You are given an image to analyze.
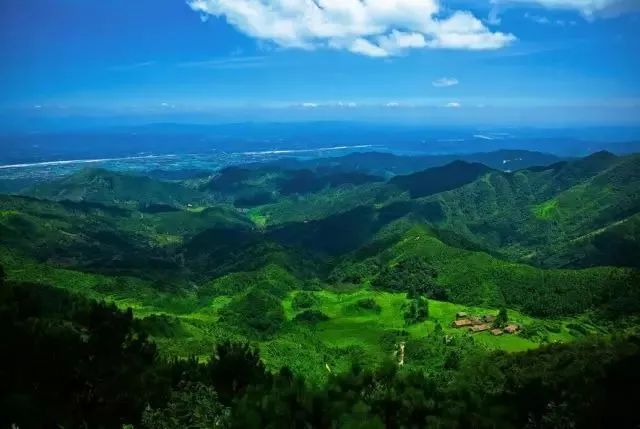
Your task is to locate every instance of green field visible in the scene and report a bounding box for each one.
[2,247,591,383]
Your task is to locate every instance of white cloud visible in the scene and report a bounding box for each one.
[432,77,459,87]
[377,30,427,55]
[348,38,390,57]
[494,0,640,18]
[525,12,551,24]
[301,102,318,108]
[337,101,358,107]
[188,0,515,57]
[179,55,266,69]
[426,12,516,50]
[109,61,156,72]
[386,101,400,107]
[473,134,495,140]
[445,101,461,108]
[524,12,578,25]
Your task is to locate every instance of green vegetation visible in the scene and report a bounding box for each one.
[404,295,429,324]
[26,168,209,208]
[291,291,318,310]
[414,152,640,268]
[373,256,447,300]
[534,198,559,219]
[1,150,640,427]
[220,288,286,339]
[2,280,639,428]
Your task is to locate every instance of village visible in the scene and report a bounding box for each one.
[451,311,520,336]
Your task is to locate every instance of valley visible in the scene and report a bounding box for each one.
[4,2,640,425]
[2,149,639,383]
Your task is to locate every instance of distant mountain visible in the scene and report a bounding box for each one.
[409,151,640,268]
[5,150,640,278]
[201,165,382,207]
[261,149,565,177]
[26,168,208,208]
[254,151,640,269]
[389,161,495,198]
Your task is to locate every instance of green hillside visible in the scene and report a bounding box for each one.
[410,152,640,268]
[2,150,640,429]
[389,160,495,198]
[201,165,383,208]
[26,168,209,208]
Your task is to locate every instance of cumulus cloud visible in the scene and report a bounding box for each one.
[445,101,461,108]
[494,0,640,18]
[386,101,400,107]
[301,102,318,108]
[432,77,459,87]
[188,0,515,57]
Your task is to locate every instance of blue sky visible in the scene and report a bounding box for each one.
[1,0,639,127]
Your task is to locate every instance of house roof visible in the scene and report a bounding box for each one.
[504,324,519,333]
[470,323,490,332]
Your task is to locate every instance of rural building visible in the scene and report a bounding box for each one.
[452,319,473,328]
[470,317,484,325]
[482,315,497,323]
[469,323,490,332]
[455,312,468,319]
[490,328,503,336]
[504,324,519,333]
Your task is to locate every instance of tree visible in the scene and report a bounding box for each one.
[404,296,429,325]
[220,288,285,338]
[142,382,230,429]
[373,257,447,300]
[291,291,317,311]
[0,264,5,288]
[493,308,508,328]
[0,281,167,429]
[206,341,268,404]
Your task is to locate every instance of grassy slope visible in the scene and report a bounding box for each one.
[0,237,610,384]
[340,220,637,317]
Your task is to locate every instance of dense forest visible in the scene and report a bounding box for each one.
[1,149,639,428]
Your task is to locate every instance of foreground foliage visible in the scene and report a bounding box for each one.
[1,279,639,429]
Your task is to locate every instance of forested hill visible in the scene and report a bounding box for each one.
[408,152,640,267]
[25,168,210,208]
[1,149,640,428]
[389,161,494,198]
[5,151,640,273]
